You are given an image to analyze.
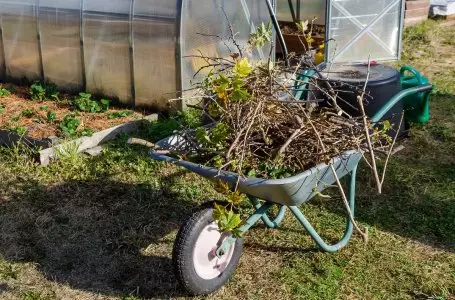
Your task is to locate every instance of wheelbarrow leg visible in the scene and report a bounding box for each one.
[288,165,358,253]
[249,196,287,229]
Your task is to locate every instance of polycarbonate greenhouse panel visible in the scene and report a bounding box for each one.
[0,0,274,109]
[0,0,41,81]
[326,0,404,63]
[39,0,84,91]
[132,0,179,109]
[82,0,133,105]
[276,0,326,25]
[181,0,271,93]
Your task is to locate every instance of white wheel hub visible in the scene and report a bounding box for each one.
[193,222,235,280]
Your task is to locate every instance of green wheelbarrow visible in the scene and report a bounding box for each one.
[150,84,433,296]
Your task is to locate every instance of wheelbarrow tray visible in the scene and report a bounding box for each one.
[151,134,362,207]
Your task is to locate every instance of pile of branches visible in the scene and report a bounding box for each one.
[156,22,403,241]
[171,53,390,179]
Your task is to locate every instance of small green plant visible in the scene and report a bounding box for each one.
[100,99,110,111]
[21,109,35,118]
[30,82,60,101]
[0,104,4,114]
[80,128,94,137]
[107,110,133,119]
[10,116,20,122]
[39,105,48,111]
[74,93,110,113]
[30,82,47,101]
[0,86,11,97]
[47,110,57,123]
[45,83,60,101]
[10,126,27,135]
[60,114,80,136]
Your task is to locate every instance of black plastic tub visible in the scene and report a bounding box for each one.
[315,63,404,135]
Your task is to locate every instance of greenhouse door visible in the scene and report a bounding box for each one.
[325,0,405,63]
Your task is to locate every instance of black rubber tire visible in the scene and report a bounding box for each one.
[172,205,243,296]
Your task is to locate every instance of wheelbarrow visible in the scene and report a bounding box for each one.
[148,83,432,296]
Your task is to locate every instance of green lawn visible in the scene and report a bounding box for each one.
[0,20,454,300]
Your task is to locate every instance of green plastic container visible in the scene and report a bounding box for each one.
[400,65,432,124]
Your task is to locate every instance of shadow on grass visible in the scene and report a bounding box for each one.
[316,156,455,253]
[0,171,194,298]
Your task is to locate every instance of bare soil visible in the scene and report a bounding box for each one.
[0,84,147,139]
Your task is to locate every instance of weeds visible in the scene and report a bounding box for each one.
[59,114,80,136]
[0,104,4,114]
[46,111,57,123]
[107,110,133,119]
[21,109,35,118]
[74,93,110,113]
[30,82,59,101]
[80,128,94,137]
[0,86,11,97]
[9,126,27,135]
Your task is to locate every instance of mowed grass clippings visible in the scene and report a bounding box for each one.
[0,20,454,300]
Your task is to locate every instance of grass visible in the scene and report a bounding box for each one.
[0,20,455,300]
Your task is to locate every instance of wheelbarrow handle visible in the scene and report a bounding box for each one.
[127,137,155,148]
[372,84,433,123]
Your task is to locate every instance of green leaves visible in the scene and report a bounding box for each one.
[74,93,110,113]
[233,58,252,78]
[100,99,110,111]
[249,22,272,48]
[195,122,230,150]
[75,93,99,113]
[80,128,94,137]
[29,82,59,101]
[107,110,133,119]
[213,203,243,238]
[211,59,251,105]
[0,87,11,97]
[30,83,46,101]
[21,109,35,118]
[9,126,26,135]
[60,114,80,137]
[47,111,57,123]
[296,20,309,33]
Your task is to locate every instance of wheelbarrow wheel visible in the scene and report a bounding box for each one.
[172,204,243,296]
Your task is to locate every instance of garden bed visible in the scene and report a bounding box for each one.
[0,82,157,164]
[0,83,147,140]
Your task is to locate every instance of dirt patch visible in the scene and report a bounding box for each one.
[0,84,148,139]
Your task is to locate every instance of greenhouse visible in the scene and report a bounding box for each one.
[0,0,404,109]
